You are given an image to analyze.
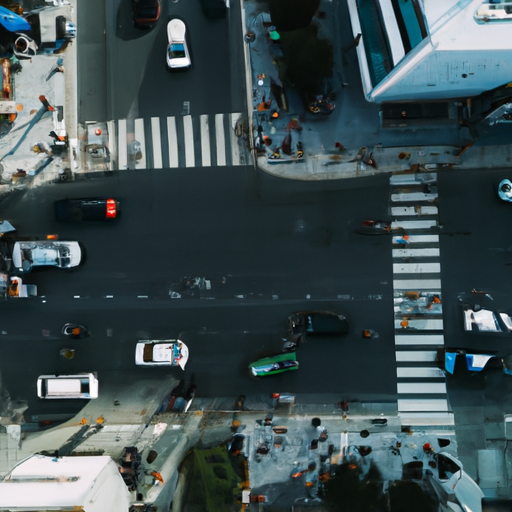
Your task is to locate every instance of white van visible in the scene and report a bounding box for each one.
[37,373,99,399]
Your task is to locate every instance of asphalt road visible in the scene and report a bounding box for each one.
[0,169,396,421]
[78,0,244,122]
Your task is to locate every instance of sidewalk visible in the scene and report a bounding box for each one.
[240,0,509,181]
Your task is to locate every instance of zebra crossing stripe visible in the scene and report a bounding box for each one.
[394,279,442,289]
[392,234,439,244]
[391,192,438,202]
[392,248,440,258]
[200,114,211,167]
[118,119,127,169]
[393,262,441,274]
[398,399,450,412]
[230,113,242,165]
[391,206,438,216]
[391,220,437,230]
[134,118,146,169]
[167,117,178,168]
[215,114,226,166]
[183,115,195,168]
[397,382,447,394]
[395,318,444,330]
[396,351,437,362]
[395,334,444,345]
[397,367,445,378]
[398,412,454,426]
[151,117,162,169]
[107,120,115,171]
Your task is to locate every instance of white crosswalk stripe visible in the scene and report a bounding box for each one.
[390,172,454,429]
[100,112,250,170]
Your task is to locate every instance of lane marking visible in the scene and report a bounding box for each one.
[200,114,211,167]
[183,115,195,167]
[215,113,226,166]
[151,117,163,169]
[167,117,178,168]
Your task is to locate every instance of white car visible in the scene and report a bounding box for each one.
[166,19,190,69]
[135,340,189,369]
[12,240,82,273]
[464,307,512,333]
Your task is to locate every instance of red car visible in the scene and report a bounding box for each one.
[132,0,161,28]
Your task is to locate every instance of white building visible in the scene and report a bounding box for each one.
[347,0,512,103]
[0,455,130,512]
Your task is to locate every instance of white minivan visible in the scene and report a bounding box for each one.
[37,373,98,399]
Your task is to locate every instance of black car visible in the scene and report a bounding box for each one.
[54,198,120,221]
[132,0,161,28]
[288,311,349,336]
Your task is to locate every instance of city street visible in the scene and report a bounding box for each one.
[0,169,396,421]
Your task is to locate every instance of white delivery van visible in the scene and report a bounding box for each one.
[37,373,98,399]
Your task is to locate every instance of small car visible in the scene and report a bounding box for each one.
[54,198,120,221]
[249,353,299,377]
[437,348,512,376]
[288,311,349,336]
[166,19,191,69]
[135,340,189,369]
[12,240,82,273]
[132,0,161,28]
[463,307,512,334]
[499,179,512,202]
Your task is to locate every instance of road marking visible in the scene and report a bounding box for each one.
[200,114,211,167]
[183,115,195,167]
[392,234,439,244]
[397,367,445,378]
[151,117,162,169]
[137,295,148,299]
[394,279,442,289]
[167,117,178,168]
[118,119,127,169]
[398,399,450,412]
[397,382,446,394]
[396,350,437,362]
[397,412,454,426]
[230,112,242,165]
[391,192,438,202]
[215,113,226,166]
[393,248,440,258]
[395,318,444,330]
[107,120,115,171]
[390,173,437,186]
[391,220,437,230]
[134,118,146,168]
[393,262,441,274]
[391,206,438,216]
[395,334,444,345]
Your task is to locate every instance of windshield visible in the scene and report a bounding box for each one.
[169,43,185,59]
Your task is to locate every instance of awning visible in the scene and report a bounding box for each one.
[0,7,31,32]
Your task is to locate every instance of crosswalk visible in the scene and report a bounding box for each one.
[105,112,250,170]
[390,173,455,429]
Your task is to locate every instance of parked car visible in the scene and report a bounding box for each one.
[54,198,120,221]
[463,306,512,333]
[132,0,161,28]
[166,19,191,69]
[135,340,189,369]
[437,348,512,376]
[12,240,82,273]
[288,311,349,336]
[249,352,299,377]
